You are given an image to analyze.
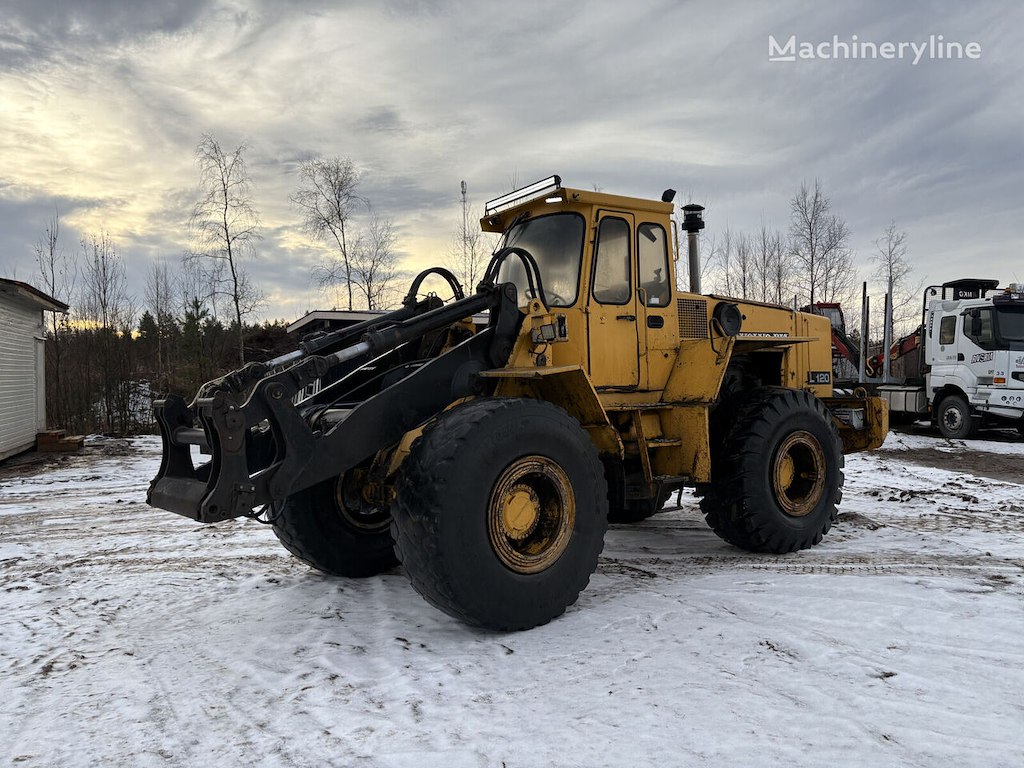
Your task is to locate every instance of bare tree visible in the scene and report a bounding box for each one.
[445,180,491,293]
[80,232,138,433]
[175,255,215,385]
[34,209,76,427]
[789,179,855,306]
[177,254,212,320]
[704,223,792,304]
[34,209,75,313]
[293,156,362,310]
[820,217,857,305]
[750,224,788,304]
[315,204,403,311]
[351,207,403,310]
[706,227,737,296]
[81,233,131,330]
[710,229,755,299]
[872,220,920,336]
[189,133,262,365]
[145,259,176,390]
[770,229,790,306]
[734,233,753,299]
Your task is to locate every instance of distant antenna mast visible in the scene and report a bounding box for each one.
[460,180,469,275]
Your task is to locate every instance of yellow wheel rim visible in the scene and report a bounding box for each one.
[488,455,575,574]
[771,431,826,518]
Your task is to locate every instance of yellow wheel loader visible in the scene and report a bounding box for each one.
[148,176,887,630]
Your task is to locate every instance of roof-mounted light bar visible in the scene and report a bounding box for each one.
[484,175,562,216]
[995,283,1024,304]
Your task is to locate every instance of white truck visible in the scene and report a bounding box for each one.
[879,279,1024,439]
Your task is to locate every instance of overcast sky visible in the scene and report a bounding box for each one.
[1,0,1021,321]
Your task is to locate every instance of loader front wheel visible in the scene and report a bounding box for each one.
[391,398,608,631]
[698,387,843,554]
[272,472,398,577]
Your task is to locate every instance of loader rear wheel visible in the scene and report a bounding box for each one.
[271,472,398,577]
[391,398,608,631]
[698,387,843,554]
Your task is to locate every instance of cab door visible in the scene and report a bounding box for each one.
[587,211,639,388]
[959,306,1001,387]
[635,220,676,390]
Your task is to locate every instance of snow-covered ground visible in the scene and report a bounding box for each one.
[1,431,1022,767]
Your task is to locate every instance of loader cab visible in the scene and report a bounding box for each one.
[496,211,587,308]
[484,176,679,390]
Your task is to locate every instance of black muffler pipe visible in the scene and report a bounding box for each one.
[682,203,705,294]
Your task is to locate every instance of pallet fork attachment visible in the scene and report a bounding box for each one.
[148,275,523,523]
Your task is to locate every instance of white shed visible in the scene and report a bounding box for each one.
[0,278,68,461]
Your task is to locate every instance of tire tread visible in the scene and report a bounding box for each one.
[391,398,607,630]
[699,387,844,554]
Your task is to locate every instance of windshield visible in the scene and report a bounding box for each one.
[996,306,1024,347]
[497,213,584,307]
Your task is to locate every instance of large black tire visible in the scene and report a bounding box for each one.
[391,398,608,631]
[698,387,843,554]
[937,394,978,439]
[272,473,398,577]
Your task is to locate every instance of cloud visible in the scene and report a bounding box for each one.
[1,0,1022,321]
[0,0,210,69]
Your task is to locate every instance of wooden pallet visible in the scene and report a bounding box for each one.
[36,430,84,453]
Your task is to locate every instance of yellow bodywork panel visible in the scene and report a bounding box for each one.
[726,299,835,397]
[470,180,886,491]
[653,405,711,483]
[479,365,623,457]
[384,396,476,478]
[824,395,890,453]
[662,338,735,403]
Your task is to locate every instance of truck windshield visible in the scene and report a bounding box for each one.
[996,306,1024,347]
[497,213,585,307]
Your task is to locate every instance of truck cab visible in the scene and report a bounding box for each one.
[923,279,1024,437]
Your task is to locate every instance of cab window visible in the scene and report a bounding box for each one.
[498,212,585,306]
[938,316,956,345]
[592,217,631,304]
[963,308,996,350]
[638,223,671,307]
[995,306,1024,347]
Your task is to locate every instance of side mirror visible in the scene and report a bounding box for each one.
[971,317,983,338]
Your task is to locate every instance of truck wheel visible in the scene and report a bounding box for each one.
[272,472,398,577]
[698,387,843,554]
[937,395,978,439]
[391,398,608,631]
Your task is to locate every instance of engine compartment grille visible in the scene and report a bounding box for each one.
[677,298,708,339]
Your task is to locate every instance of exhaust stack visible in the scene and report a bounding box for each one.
[681,204,705,294]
